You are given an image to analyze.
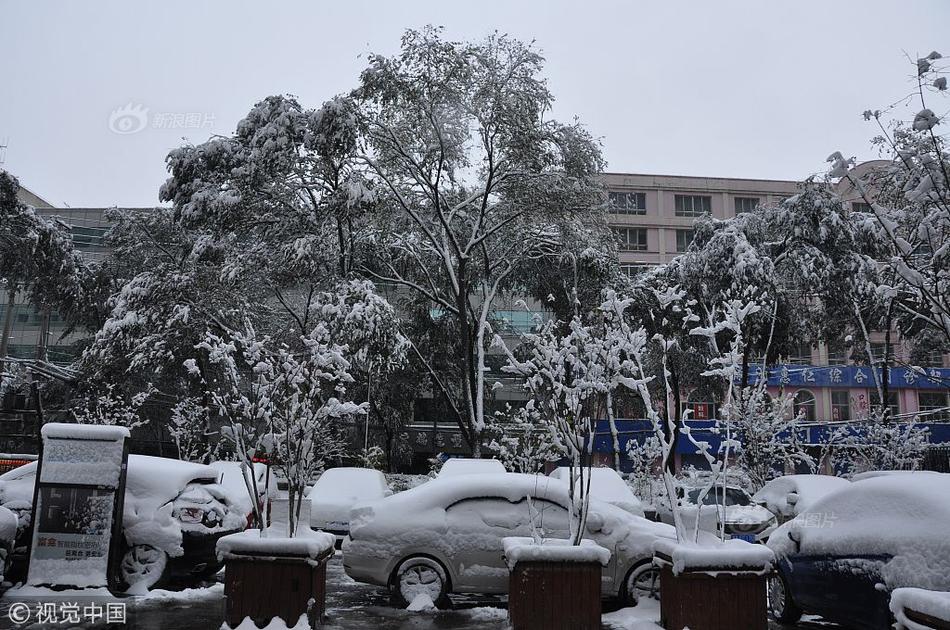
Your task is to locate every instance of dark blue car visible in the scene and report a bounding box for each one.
[765,473,950,630]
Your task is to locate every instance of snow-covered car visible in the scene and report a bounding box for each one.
[342,472,678,607]
[850,469,944,482]
[656,483,776,541]
[0,505,17,584]
[436,458,506,477]
[210,460,276,527]
[307,467,391,541]
[752,474,851,524]
[0,455,248,591]
[549,466,646,518]
[766,473,950,629]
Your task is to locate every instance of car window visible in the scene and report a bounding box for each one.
[444,497,571,537]
[686,487,751,506]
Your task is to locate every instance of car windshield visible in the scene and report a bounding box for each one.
[686,487,751,506]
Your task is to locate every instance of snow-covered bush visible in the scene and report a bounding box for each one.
[71,383,155,429]
[169,396,219,463]
[486,404,561,474]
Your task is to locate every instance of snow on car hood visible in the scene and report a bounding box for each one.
[767,473,950,591]
[753,474,851,519]
[347,473,676,567]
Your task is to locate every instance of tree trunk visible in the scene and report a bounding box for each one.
[0,285,17,369]
[668,369,681,475]
[36,308,50,362]
[881,304,894,423]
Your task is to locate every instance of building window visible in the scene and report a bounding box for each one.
[608,191,647,215]
[674,194,711,217]
[831,390,850,422]
[621,263,653,278]
[917,348,945,367]
[852,201,872,213]
[675,229,694,253]
[786,343,813,365]
[614,227,648,251]
[793,390,816,422]
[826,346,848,365]
[734,196,759,214]
[918,391,948,421]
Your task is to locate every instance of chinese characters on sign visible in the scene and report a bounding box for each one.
[745,364,950,389]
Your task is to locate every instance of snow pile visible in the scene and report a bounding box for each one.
[437,458,505,477]
[217,525,335,564]
[602,599,662,629]
[752,474,850,520]
[223,614,310,630]
[890,588,950,630]
[653,539,774,575]
[503,537,611,569]
[768,474,950,590]
[406,592,436,611]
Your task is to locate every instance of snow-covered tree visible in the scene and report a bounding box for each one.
[356,28,611,456]
[195,323,366,537]
[169,397,219,463]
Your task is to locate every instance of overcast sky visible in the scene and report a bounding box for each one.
[1,0,946,208]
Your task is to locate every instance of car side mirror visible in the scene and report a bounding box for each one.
[586,512,605,533]
[786,492,799,506]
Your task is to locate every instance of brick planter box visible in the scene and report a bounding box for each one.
[218,530,335,629]
[654,540,774,630]
[503,537,610,630]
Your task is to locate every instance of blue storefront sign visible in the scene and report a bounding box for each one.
[744,364,950,390]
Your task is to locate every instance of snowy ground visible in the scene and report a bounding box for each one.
[0,496,837,629]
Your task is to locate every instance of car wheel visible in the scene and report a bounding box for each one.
[768,574,802,624]
[391,556,449,608]
[621,562,661,607]
[119,544,169,593]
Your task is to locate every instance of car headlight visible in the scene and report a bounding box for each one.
[177,507,205,524]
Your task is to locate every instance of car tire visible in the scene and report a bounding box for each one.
[391,555,450,608]
[118,544,169,593]
[620,561,661,607]
[768,573,802,624]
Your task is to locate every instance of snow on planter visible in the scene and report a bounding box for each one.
[225,613,311,630]
[502,536,611,569]
[890,588,950,630]
[217,525,335,566]
[653,538,774,576]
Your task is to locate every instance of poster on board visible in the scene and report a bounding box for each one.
[26,423,130,590]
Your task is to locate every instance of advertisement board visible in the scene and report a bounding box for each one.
[26,423,130,590]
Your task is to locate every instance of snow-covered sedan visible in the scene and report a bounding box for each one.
[550,466,646,518]
[656,483,776,541]
[753,474,850,524]
[0,505,16,585]
[342,473,676,607]
[0,455,248,591]
[767,473,950,629]
[307,467,391,542]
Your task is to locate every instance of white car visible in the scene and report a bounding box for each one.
[657,483,776,541]
[0,505,16,583]
[752,474,850,524]
[437,458,506,477]
[549,466,645,518]
[343,472,678,607]
[308,467,391,540]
